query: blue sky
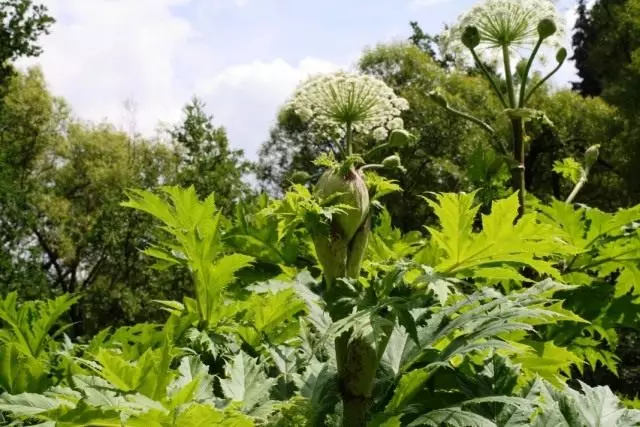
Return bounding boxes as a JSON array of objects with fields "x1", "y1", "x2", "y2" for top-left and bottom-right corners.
[{"x1": 20, "y1": 0, "x2": 580, "y2": 160}]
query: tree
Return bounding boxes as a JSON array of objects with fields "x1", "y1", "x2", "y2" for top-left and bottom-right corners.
[
  {"x1": 0, "y1": 0, "x2": 54, "y2": 93},
  {"x1": 0, "y1": 67, "x2": 60, "y2": 297},
  {"x1": 169, "y1": 97, "x2": 253, "y2": 214},
  {"x1": 571, "y1": 0, "x2": 603, "y2": 96},
  {"x1": 571, "y1": 0, "x2": 640, "y2": 105}
]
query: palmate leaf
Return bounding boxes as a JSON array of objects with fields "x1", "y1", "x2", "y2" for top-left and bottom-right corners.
[
  {"x1": 196, "y1": 253, "x2": 254, "y2": 326},
  {"x1": 219, "y1": 352, "x2": 276, "y2": 416},
  {"x1": 295, "y1": 358, "x2": 339, "y2": 427},
  {"x1": 383, "y1": 280, "x2": 581, "y2": 417},
  {"x1": 0, "y1": 392, "x2": 74, "y2": 417},
  {"x1": 562, "y1": 381, "x2": 640, "y2": 427},
  {"x1": 501, "y1": 378, "x2": 640, "y2": 427},
  {"x1": 552, "y1": 158, "x2": 583, "y2": 185},
  {"x1": 0, "y1": 292, "x2": 80, "y2": 359},
  {"x1": 168, "y1": 403, "x2": 253, "y2": 427},
  {"x1": 0, "y1": 343, "x2": 49, "y2": 393},
  {"x1": 167, "y1": 356, "x2": 214, "y2": 405},
  {"x1": 407, "y1": 407, "x2": 497, "y2": 427},
  {"x1": 425, "y1": 192, "x2": 572, "y2": 282}
]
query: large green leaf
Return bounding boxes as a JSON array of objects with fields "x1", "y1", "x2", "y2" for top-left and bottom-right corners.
[
  {"x1": 425, "y1": 192, "x2": 574, "y2": 281},
  {"x1": 408, "y1": 407, "x2": 497, "y2": 427},
  {"x1": 219, "y1": 352, "x2": 276, "y2": 415}
]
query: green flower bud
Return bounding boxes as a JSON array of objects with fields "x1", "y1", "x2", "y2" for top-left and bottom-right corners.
[
  {"x1": 315, "y1": 167, "x2": 370, "y2": 243},
  {"x1": 314, "y1": 167, "x2": 371, "y2": 286},
  {"x1": 290, "y1": 170, "x2": 311, "y2": 184},
  {"x1": 537, "y1": 19, "x2": 557, "y2": 40},
  {"x1": 428, "y1": 90, "x2": 449, "y2": 109},
  {"x1": 382, "y1": 154, "x2": 403, "y2": 170},
  {"x1": 388, "y1": 129, "x2": 413, "y2": 147},
  {"x1": 462, "y1": 26, "x2": 481, "y2": 49},
  {"x1": 312, "y1": 233, "x2": 348, "y2": 287},
  {"x1": 584, "y1": 144, "x2": 600, "y2": 169},
  {"x1": 556, "y1": 47, "x2": 567, "y2": 64}
]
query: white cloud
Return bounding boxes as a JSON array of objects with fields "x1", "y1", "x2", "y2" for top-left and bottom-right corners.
[
  {"x1": 18, "y1": 0, "x2": 199, "y2": 134},
  {"x1": 196, "y1": 58, "x2": 340, "y2": 160},
  {"x1": 409, "y1": 0, "x2": 451, "y2": 8},
  {"x1": 15, "y1": 0, "x2": 341, "y2": 161}
]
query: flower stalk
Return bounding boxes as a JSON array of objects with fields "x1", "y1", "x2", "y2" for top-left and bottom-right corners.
[
  {"x1": 286, "y1": 71, "x2": 411, "y2": 426},
  {"x1": 436, "y1": 0, "x2": 567, "y2": 217}
]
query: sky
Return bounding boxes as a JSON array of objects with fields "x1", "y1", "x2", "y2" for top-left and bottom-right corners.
[{"x1": 17, "y1": 0, "x2": 581, "y2": 160}]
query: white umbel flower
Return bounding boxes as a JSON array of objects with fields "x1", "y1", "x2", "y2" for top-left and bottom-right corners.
[
  {"x1": 286, "y1": 71, "x2": 409, "y2": 141},
  {"x1": 372, "y1": 127, "x2": 389, "y2": 141},
  {"x1": 441, "y1": 0, "x2": 565, "y2": 68}
]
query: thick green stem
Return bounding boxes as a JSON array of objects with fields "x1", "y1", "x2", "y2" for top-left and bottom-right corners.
[
  {"x1": 503, "y1": 45, "x2": 526, "y2": 216},
  {"x1": 511, "y1": 117, "x2": 526, "y2": 217},
  {"x1": 502, "y1": 45, "x2": 516, "y2": 108},
  {"x1": 346, "y1": 121, "x2": 353, "y2": 157}
]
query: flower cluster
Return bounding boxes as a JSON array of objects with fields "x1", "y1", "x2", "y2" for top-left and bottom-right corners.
[
  {"x1": 286, "y1": 71, "x2": 409, "y2": 142},
  {"x1": 440, "y1": 0, "x2": 565, "y2": 67}
]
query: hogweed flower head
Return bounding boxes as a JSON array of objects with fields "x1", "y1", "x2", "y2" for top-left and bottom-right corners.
[
  {"x1": 441, "y1": 0, "x2": 565, "y2": 68},
  {"x1": 286, "y1": 71, "x2": 409, "y2": 146}
]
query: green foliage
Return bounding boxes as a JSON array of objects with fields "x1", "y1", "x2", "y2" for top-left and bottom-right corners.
[
  {"x1": 169, "y1": 97, "x2": 253, "y2": 214},
  {"x1": 5, "y1": 0, "x2": 640, "y2": 422},
  {"x1": 0, "y1": 0, "x2": 54, "y2": 91},
  {"x1": 419, "y1": 192, "x2": 572, "y2": 281},
  {"x1": 0, "y1": 292, "x2": 78, "y2": 394}
]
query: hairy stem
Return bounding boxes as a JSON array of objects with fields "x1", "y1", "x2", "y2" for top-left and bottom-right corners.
[
  {"x1": 502, "y1": 45, "x2": 526, "y2": 216},
  {"x1": 346, "y1": 121, "x2": 353, "y2": 157},
  {"x1": 511, "y1": 117, "x2": 526, "y2": 217},
  {"x1": 566, "y1": 168, "x2": 590, "y2": 204},
  {"x1": 502, "y1": 45, "x2": 516, "y2": 108}
]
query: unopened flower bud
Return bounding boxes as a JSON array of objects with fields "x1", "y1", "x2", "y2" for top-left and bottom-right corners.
[
  {"x1": 382, "y1": 154, "x2": 402, "y2": 170},
  {"x1": 315, "y1": 168, "x2": 369, "y2": 243},
  {"x1": 537, "y1": 18, "x2": 557, "y2": 39},
  {"x1": 462, "y1": 26, "x2": 481, "y2": 49},
  {"x1": 428, "y1": 90, "x2": 449, "y2": 109},
  {"x1": 515, "y1": 59, "x2": 528, "y2": 79},
  {"x1": 584, "y1": 144, "x2": 600, "y2": 169},
  {"x1": 388, "y1": 129, "x2": 412, "y2": 147},
  {"x1": 556, "y1": 47, "x2": 567, "y2": 64}
]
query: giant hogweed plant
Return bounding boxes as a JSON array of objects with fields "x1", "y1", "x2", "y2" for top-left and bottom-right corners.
[
  {"x1": 2, "y1": 184, "x2": 640, "y2": 425},
  {"x1": 428, "y1": 0, "x2": 599, "y2": 217},
  {"x1": 2, "y1": 63, "x2": 640, "y2": 427}
]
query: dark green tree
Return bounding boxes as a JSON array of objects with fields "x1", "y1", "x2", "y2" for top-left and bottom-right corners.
[
  {"x1": 0, "y1": 0, "x2": 54, "y2": 92},
  {"x1": 169, "y1": 97, "x2": 253, "y2": 214},
  {"x1": 571, "y1": 0, "x2": 640, "y2": 104}
]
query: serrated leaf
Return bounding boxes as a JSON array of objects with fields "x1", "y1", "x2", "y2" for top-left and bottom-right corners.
[
  {"x1": 553, "y1": 158, "x2": 583, "y2": 185},
  {"x1": 219, "y1": 352, "x2": 276, "y2": 414},
  {"x1": 408, "y1": 407, "x2": 497, "y2": 427},
  {"x1": 0, "y1": 392, "x2": 72, "y2": 416}
]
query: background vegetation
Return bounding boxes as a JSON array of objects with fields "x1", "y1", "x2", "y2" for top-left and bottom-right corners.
[{"x1": 3, "y1": 0, "x2": 640, "y2": 425}]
